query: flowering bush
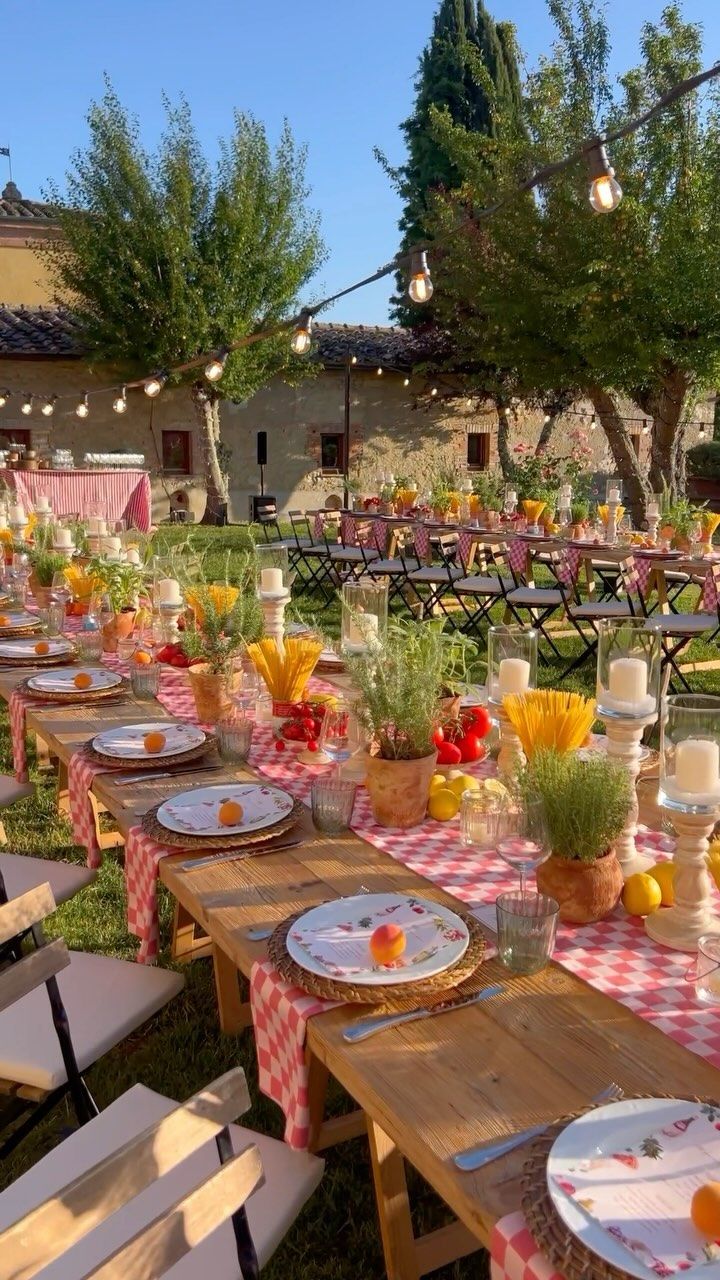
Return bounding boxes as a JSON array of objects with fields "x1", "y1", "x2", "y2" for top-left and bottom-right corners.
[{"x1": 508, "y1": 432, "x2": 593, "y2": 504}]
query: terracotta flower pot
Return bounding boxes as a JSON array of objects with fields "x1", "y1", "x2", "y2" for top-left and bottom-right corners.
[
  {"x1": 29, "y1": 573, "x2": 52, "y2": 608},
  {"x1": 536, "y1": 849, "x2": 623, "y2": 924},
  {"x1": 364, "y1": 746, "x2": 437, "y2": 829},
  {"x1": 101, "y1": 609, "x2": 136, "y2": 654},
  {"x1": 188, "y1": 663, "x2": 240, "y2": 723}
]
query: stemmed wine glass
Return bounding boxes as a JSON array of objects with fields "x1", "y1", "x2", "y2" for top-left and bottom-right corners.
[
  {"x1": 495, "y1": 797, "x2": 550, "y2": 898},
  {"x1": 318, "y1": 700, "x2": 359, "y2": 772}
]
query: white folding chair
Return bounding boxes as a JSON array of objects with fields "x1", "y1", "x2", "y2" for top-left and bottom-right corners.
[
  {"x1": 0, "y1": 851, "x2": 95, "y2": 905},
  {"x1": 0, "y1": 774, "x2": 34, "y2": 845},
  {"x1": 0, "y1": 1065, "x2": 323, "y2": 1279}
]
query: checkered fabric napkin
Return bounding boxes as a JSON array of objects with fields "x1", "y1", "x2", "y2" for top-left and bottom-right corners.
[
  {"x1": 68, "y1": 749, "x2": 111, "y2": 869},
  {"x1": 508, "y1": 538, "x2": 529, "y2": 577},
  {"x1": 413, "y1": 523, "x2": 431, "y2": 560},
  {"x1": 563, "y1": 546, "x2": 581, "y2": 586},
  {"x1": 457, "y1": 530, "x2": 475, "y2": 568},
  {"x1": 702, "y1": 568, "x2": 718, "y2": 611},
  {"x1": 312, "y1": 512, "x2": 324, "y2": 540},
  {"x1": 340, "y1": 514, "x2": 356, "y2": 544},
  {"x1": 490, "y1": 1212, "x2": 563, "y2": 1280},
  {"x1": 250, "y1": 960, "x2": 341, "y2": 1148},
  {"x1": 9, "y1": 689, "x2": 35, "y2": 783},
  {"x1": 635, "y1": 556, "x2": 654, "y2": 597},
  {"x1": 124, "y1": 823, "x2": 181, "y2": 964},
  {"x1": 371, "y1": 517, "x2": 388, "y2": 554}
]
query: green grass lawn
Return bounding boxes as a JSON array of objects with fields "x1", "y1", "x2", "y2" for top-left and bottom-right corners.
[{"x1": 0, "y1": 524, "x2": 717, "y2": 1277}]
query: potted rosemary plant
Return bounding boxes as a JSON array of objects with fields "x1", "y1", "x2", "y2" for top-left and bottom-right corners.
[
  {"x1": 87, "y1": 559, "x2": 145, "y2": 652},
  {"x1": 182, "y1": 569, "x2": 263, "y2": 722},
  {"x1": 515, "y1": 747, "x2": 632, "y2": 923},
  {"x1": 28, "y1": 549, "x2": 72, "y2": 607},
  {"x1": 347, "y1": 619, "x2": 445, "y2": 828}
]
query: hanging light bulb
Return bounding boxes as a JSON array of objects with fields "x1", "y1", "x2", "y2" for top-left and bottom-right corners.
[
  {"x1": 204, "y1": 348, "x2": 229, "y2": 382},
  {"x1": 543, "y1": 413, "x2": 551, "y2": 425},
  {"x1": 466, "y1": 399, "x2": 473, "y2": 407},
  {"x1": 144, "y1": 372, "x2": 167, "y2": 398},
  {"x1": 376, "y1": 367, "x2": 383, "y2": 376},
  {"x1": 41, "y1": 395, "x2": 57, "y2": 417},
  {"x1": 20, "y1": 394, "x2": 32, "y2": 416},
  {"x1": 407, "y1": 250, "x2": 433, "y2": 304},
  {"x1": 430, "y1": 387, "x2": 438, "y2": 397},
  {"x1": 75, "y1": 393, "x2": 89, "y2": 419},
  {"x1": 699, "y1": 424, "x2": 707, "y2": 440},
  {"x1": 403, "y1": 377, "x2": 410, "y2": 387},
  {"x1": 502, "y1": 406, "x2": 511, "y2": 419},
  {"x1": 113, "y1": 386, "x2": 128, "y2": 414},
  {"x1": 587, "y1": 141, "x2": 623, "y2": 214},
  {"x1": 642, "y1": 419, "x2": 650, "y2": 436},
  {"x1": 350, "y1": 354, "x2": 358, "y2": 365},
  {"x1": 0, "y1": 390, "x2": 9, "y2": 409},
  {"x1": 590, "y1": 413, "x2": 597, "y2": 431},
  {"x1": 290, "y1": 312, "x2": 313, "y2": 356}
]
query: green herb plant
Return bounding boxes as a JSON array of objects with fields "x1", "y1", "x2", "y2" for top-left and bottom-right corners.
[
  {"x1": 87, "y1": 559, "x2": 145, "y2": 612},
  {"x1": 348, "y1": 619, "x2": 446, "y2": 760},
  {"x1": 514, "y1": 747, "x2": 632, "y2": 863}
]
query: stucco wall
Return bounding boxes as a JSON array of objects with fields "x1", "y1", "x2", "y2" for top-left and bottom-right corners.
[{"x1": 0, "y1": 235, "x2": 58, "y2": 306}]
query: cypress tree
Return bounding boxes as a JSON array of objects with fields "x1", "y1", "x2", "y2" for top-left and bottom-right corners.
[{"x1": 392, "y1": 0, "x2": 522, "y2": 323}]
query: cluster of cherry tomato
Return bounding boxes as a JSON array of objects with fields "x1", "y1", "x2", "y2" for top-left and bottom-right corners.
[
  {"x1": 155, "y1": 642, "x2": 204, "y2": 669},
  {"x1": 432, "y1": 704, "x2": 491, "y2": 766},
  {"x1": 274, "y1": 700, "x2": 328, "y2": 754}
]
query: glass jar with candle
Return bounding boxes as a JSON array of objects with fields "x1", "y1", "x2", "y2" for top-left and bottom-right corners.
[
  {"x1": 605, "y1": 476, "x2": 623, "y2": 505},
  {"x1": 596, "y1": 619, "x2": 660, "y2": 720},
  {"x1": 341, "y1": 576, "x2": 388, "y2": 656},
  {"x1": 487, "y1": 625, "x2": 538, "y2": 707},
  {"x1": 660, "y1": 694, "x2": 720, "y2": 814},
  {"x1": 255, "y1": 543, "x2": 291, "y2": 596}
]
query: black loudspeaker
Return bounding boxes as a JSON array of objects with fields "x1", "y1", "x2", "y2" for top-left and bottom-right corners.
[{"x1": 257, "y1": 431, "x2": 268, "y2": 466}]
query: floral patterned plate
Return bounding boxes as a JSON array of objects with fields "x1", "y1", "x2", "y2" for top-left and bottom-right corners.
[
  {"x1": 548, "y1": 1097, "x2": 720, "y2": 1280},
  {"x1": 28, "y1": 666, "x2": 122, "y2": 693},
  {"x1": 156, "y1": 782, "x2": 295, "y2": 836},
  {"x1": 0, "y1": 611, "x2": 42, "y2": 633},
  {"x1": 0, "y1": 636, "x2": 73, "y2": 658},
  {"x1": 92, "y1": 721, "x2": 206, "y2": 759},
  {"x1": 286, "y1": 893, "x2": 469, "y2": 987}
]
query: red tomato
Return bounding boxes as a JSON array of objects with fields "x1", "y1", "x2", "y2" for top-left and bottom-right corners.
[
  {"x1": 467, "y1": 706, "x2": 491, "y2": 738},
  {"x1": 274, "y1": 739, "x2": 286, "y2": 752},
  {"x1": 460, "y1": 732, "x2": 486, "y2": 763},
  {"x1": 306, "y1": 739, "x2": 318, "y2": 753},
  {"x1": 437, "y1": 741, "x2": 462, "y2": 766},
  {"x1": 431, "y1": 726, "x2": 445, "y2": 748}
]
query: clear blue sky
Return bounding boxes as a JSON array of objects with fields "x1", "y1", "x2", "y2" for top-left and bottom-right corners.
[{"x1": 3, "y1": 0, "x2": 716, "y2": 324}]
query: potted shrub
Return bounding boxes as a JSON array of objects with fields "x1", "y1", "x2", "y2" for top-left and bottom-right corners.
[
  {"x1": 88, "y1": 559, "x2": 145, "y2": 652},
  {"x1": 348, "y1": 619, "x2": 445, "y2": 828},
  {"x1": 28, "y1": 549, "x2": 71, "y2": 608},
  {"x1": 430, "y1": 484, "x2": 452, "y2": 522},
  {"x1": 569, "y1": 501, "x2": 589, "y2": 539},
  {"x1": 515, "y1": 747, "x2": 632, "y2": 923},
  {"x1": 182, "y1": 567, "x2": 263, "y2": 722}
]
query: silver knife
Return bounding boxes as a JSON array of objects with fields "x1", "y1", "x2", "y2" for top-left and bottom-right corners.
[
  {"x1": 342, "y1": 984, "x2": 504, "y2": 1043},
  {"x1": 178, "y1": 836, "x2": 303, "y2": 872},
  {"x1": 112, "y1": 764, "x2": 222, "y2": 787}
]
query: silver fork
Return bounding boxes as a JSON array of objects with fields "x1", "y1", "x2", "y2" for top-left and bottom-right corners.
[{"x1": 453, "y1": 1082, "x2": 624, "y2": 1172}]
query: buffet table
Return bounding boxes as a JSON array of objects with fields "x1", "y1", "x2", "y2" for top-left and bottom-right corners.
[{"x1": 0, "y1": 468, "x2": 152, "y2": 531}]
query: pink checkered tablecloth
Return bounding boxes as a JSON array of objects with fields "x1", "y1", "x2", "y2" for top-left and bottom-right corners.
[
  {"x1": 413, "y1": 522, "x2": 431, "y2": 560},
  {"x1": 490, "y1": 1213, "x2": 561, "y2": 1280},
  {"x1": 508, "y1": 538, "x2": 530, "y2": 577},
  {"x1": 2, "y1": 469, "x2": 152, "y2": 532},
  {"x1": 340, "y1": 514, "x2": 356, "y2": 544}
]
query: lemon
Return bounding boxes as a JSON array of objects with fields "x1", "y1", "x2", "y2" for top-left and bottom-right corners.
[
  {"x1": 480, "y1": 778, "x2": 509, "y2": 802},
  {"x1": 427, "y1": 788, "x2": 460, "y2": 822},
  {"x1": 622, "y1": 872, "x2": 662, "y2": 917},
  {"x1": 447, "y1": 773, "x2": 480, "y2": 799},
  {"x1": 429, "y1": 773, "x2": 446, "y2": 793},
  {"x1": 647, "y1": 861, "x2": 675, "y2": 907}
]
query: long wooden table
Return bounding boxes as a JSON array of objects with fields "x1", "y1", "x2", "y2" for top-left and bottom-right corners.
[{"x1": 5, "y1": 670, "x2": 720, "y2": 1280}]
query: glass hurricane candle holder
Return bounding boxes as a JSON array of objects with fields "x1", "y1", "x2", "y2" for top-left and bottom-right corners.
[
  {"x1": 487, "y1": 625, "x2": 537, "y2": 707},
  {"x1": 255, "y1": 543, "x2": 291, "y2": 596},
  {"x1": 660, "y1": 694, "x2": 720, "y2": 814},
  {"x1": 605, "y1": 476, "x2": 623, "y2": 505},
  {"x1": 341, "y1": 576, "x2": 388, "y2": 656},
  {"x1": 596, "y1": 619, "x2": 660, "y2": 721}
]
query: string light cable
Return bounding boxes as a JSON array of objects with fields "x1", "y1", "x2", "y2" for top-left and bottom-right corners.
[{"x1": 2, "y1": 59, "x2": 719, "y2": 411}]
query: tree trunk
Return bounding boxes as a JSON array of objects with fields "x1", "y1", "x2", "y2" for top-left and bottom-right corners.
[
  {"x1": 644, "y1": 370, "x2": 693, "y2": 499},
  {"x1": 496, "y1": 405, "x2": 512, "y2": 478},
  {"x1": 534, "y1": 414, "x2": 557, "y2": 456},
  {"x1": 191, "y1": 382, "x2": 230, "y2": 525},
  {"x1": 588, "y1": 385, "x2": 650, "y2": 527}
]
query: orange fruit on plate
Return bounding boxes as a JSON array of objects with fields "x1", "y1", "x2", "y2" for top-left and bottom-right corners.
[
  {"x1": 34, "y1": 641, "x2": 50, "y2": 655},
  {"x1": 134, "y1": 649, "x2": 152, "y2": 665},
  {"x1": 143, "y1": 731, "x2": 166, "y2": 754},
  {"x1": 691, "y1": 1182, "x2": 720, "y2": 1238},
  {"x1": 369, "y1": 923, "x2": 407, "y2": 966},
  {"x1": 73, "y1": 672, "x2": 93, "y2": 690},
  {"x1": 218, "y1": 799, "x2": 244, "y2": 826},
  {"x1": 0, "y1": 615, "x2": 10, "y2": 627}
]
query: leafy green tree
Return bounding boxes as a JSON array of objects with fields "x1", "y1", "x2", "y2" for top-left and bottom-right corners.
[
  {"x1": 380, "y1": 0, "x2": 522, "y2": 323},
  {"x1": 424, "y1": 0, "x2": 720, "y2": 519},
  {"x1": 42, "y1": 83, "x2": 324, "y2": 522}
]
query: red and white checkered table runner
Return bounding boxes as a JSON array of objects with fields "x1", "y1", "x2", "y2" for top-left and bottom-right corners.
[{"x1": 490, "y1": 1212, "x2": 562, "y2": 1280}]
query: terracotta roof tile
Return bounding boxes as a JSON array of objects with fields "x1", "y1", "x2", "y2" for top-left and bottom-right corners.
[{"x1": 0, "y1": 306, "x2": 81, "y2": 357}]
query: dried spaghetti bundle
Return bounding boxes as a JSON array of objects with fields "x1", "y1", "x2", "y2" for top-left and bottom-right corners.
[
  {"x1": 246, "y1": 635, "x2": 323, "y2": 702},
  {"x1": 503, "y1": 689, "x2": 596, "y2": 758}
]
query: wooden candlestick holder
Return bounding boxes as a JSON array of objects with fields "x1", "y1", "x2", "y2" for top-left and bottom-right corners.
[
  {"x1": 600, "y1": 712, "x2": 657, "y2": 879},
  {"x1": 495, "y1": 705, "x2": 525, "y2": 781},
  {"x1": 645, "y1": 805, "x2": 720, "y2": 951},
  {"x1": 259, "y1": 590, "x2": 291, "y2": 656}
]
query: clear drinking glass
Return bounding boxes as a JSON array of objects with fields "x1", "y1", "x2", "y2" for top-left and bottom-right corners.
[
  {"x1": 310, "y1": 776, "x2": 357, "y2": 834},
  {"x1": 495, "y1": 891, "x2": 559, "y2": 975},
  {"x1": 50, "y1": 571, "x2": 72, "y2": 611},
  {"x1": 689, "y1": 934, "x2": 720, "y2": 1005},
  {"x1": 217, "y1": 717, "x2": 254, "y2": 764},
  {"x1": 116, "y1": 636, "x2": 137, "y2": 663},
  {"x1": 495, "y1": 798, "x2": 550, "y2": 896},
  {"x1": 318, "y1": 701, "x2": 354, "y2": 768},
  {"x1": 130, "y1": 661, "x2": 161, "y2": 701},
  {"x1": 46, "y1": 601, "x2": 65, "y2": 637},
  {"x1": 76, "y1": 625, "x2": 104, "y2": 662},
  {"x1": 460, "y1": 790, "x2": 506, "y2": 848}
]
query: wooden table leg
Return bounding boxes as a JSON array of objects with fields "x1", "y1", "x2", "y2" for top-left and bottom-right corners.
[
  {"x1": 212, "y1": 943, "x2": 252, "y2": 1034},
  {"x1": 367, "y1": 1118, "x2": 420, "y2": 1280},
  {"x1": 34, "y1": 732, "x2": 53, "y2": 773},
  {"x1": 171, "y1": 900, "x2": 212, "y2": 963},
  {"x1": 56, "y1": 759, "x2": 70, "y2": 817}
]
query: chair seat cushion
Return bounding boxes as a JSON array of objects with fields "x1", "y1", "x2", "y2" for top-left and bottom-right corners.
[
  {"x1": 303, "y1": 543, "x2": 332, "y2": 555},
  {"x1": 647, "y1": 614, "x2": 717, "y2": 636},
  {"x1": 408, "y1": 566, "x2": 463, "y2": 583},
  {"x1": 0, "y1": 853, "x2": 95, "y2": 906},
  {"x1": 329, "y1": 546, "x2": 379, "y2": 562},
  {"x1": 367, "y1": 558, "x2": 420, "y2": 574},
  {"x1": 0, "y1": 951, "x2": 184, "y2": 1091},
  {"x1": 455, "y1": 575, "x2": 510, "y2": 595},
  {"x1": 0, "y1": 777, "x2": 33, "y2": 808},
  {"x1": 0, "y1": 1082, "x2": 324, "y2": 1274},
  {"x1": 569, "y1": 600, "x2": 633, "y2": 619},
  {"x1": 506, "y1": 587, "x2": 564, "y2": 607}
]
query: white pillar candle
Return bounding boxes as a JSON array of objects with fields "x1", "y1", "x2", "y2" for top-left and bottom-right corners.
[
  {"x1": 96, "y1": 518, "x2": 107, "y2": 537},
  {"x1": 125, "y1": 547, "x2": 141, "y2": 565},
  {"x1": 54, "y1": 528, "x2": 73, "y2": 548},
  {"x1": 346, "y1": 613, "x2": 379, "y2": 651},
  {"x1": 647, "y1": 501, "x2": 660, "y2": 518},
  {"x1": 8, "y1": 504, "x2": 24, "y2": 524},
  {"x1": 35, "y1": 496, "x2": 51, "y2": 513},
  {"x1": 608, "y1": 657, "x2": 647, "y2": 705},
  {"x1": 675, "y1": 739, "x2": 720, "y2": 795},
  {"x1": 87, "y1": 516, "x2": 100, "y2": 534},
  {"x1": 158, "y1": 577, "x2": 182, "y2": 605},
  {"x1": 102, "y1": 535, "x2": 122, "y2": 554},
  {"x1": 506, "y1": 490, "x2": 517, "y2": 503},
  {"x1": 498, "y1": 657, "x2": 531, "y2": 696},
  {"x1": 608, "y1": 487, "x2": 621, "y2": 503},
  {"x1": 260, "y1": 566, "x2": 284, "y2": 594}
]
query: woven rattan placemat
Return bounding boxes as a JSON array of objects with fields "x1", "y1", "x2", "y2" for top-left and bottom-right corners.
[
  {"x1": 268, "y1": 905, "x2": 486, "y2": 1010},
  {"x1": 85, "y1": 733, "x2": 216, "y2": 772},
  {"x1": 19, "y1": 676, "x2": 130, "y2": 704},
  {"x1": 141, "y1": 793, "x2": 305, "y2": 851}
]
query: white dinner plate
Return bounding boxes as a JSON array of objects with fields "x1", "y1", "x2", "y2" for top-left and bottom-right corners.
[
  {"x1": 92, "y1": 721, "x2": 206, "y2": 759},
  {"x1": 0, "y1": 636, "x2": 73, "y2": 658},
  {"x1": 286, "y1": 892, "x2": 469, "y2": 986},
  {"x1": 27, "y1": 667, "x2": 122, "y2": 693},
  {"x1": 156, "y1": 782, "x2": 295, "y2": 836},
  {"x1": 0, "y1": 611, "x2": 41, "y2": 632},
  {"x1": 547, "y1": 1097, "x2": 716, "y2": 1280}
]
